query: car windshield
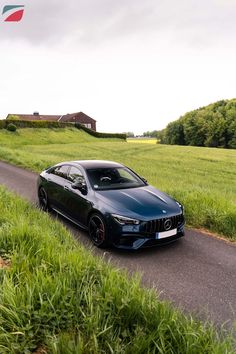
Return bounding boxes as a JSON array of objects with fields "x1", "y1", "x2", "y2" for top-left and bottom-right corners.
[{"x1": 86, "y1": 167, "x2": 146, "y2": 190}]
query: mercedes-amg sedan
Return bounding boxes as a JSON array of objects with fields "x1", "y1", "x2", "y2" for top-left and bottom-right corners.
[{"x1": 38, "y1": 160, "x2": 185, "y2": 250}]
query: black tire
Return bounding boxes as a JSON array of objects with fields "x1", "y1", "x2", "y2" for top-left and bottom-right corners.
[
  {"x1": 38, "y1": 187, "x2": 51, "y2": 211},
  {"x1": 88, "y1": 213, "x2": 108, "y2": 248}
]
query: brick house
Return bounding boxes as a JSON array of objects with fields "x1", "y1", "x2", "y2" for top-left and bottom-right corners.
[{"x1": 6, "y1": 111, "x2": 97, "y2": 131}]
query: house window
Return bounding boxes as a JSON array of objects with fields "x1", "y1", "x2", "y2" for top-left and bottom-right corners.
[{"x1": 83, "y1": 123, "x2": 92, "y2": 129}]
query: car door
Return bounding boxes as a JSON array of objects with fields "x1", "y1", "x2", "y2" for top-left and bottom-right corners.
[
  {"x1": 63, "y1": 166, "x2": 92, "y2": 226},
  {"x1": 46, "y1": 165, "x2": 70, "y2": 210}
]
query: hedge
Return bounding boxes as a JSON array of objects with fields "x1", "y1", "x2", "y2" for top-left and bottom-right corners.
[
  {"x1": 0, "y1": 119, "x2": 126, "y2": 140},
  {"x1": 75, "y1": 122, "x2": 126, "y2": 140},
  {"x1": 1, "y1": 120, "x2": 74, "y2": 129}
]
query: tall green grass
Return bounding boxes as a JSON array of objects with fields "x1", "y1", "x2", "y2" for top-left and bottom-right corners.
[
  {"x1": 0, "y1": 128, "x2": 235, "y2": 240},
  {"x1": 0, "y1": 187, "x2": 234, "y2": 353}
]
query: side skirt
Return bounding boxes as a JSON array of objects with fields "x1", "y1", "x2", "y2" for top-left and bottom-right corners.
[{"x1": 52, "y1": 207, "x2": 88, "y2": 231}]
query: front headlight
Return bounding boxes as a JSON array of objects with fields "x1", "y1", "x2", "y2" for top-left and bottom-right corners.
[
  {"x1": 176, "y1": 201, "x2": 184, "y2": 214},
  {"x1": 112, "y1": 214, "x2": 140, "y2": 225}
]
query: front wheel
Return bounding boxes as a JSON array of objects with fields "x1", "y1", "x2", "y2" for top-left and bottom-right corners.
[
  {"x1": 88, "y1": 213, "x2": 108, "y2": 248},
  {"x1": 38, "y1": 187, "x2": 51, "y2": 211}
]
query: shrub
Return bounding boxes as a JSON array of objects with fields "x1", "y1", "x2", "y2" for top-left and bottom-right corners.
[{"x1": 6, "y1": 123, "x2": 17, "y2": 132}]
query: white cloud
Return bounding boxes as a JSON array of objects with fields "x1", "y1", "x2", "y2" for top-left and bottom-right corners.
[{"x1": 0, "y1": 1, "x2": 236, "y2": 134}]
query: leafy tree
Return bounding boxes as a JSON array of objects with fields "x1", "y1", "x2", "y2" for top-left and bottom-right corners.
[
  {"x1": 182, "y1": 112, "x2": 207, "y2": 146},
  {"x1": 162, "y1": 120, "x2": 185, "y2": 145},
  {"x1": 204, "y1": 112, "x2": 226, "y2": 147},
  {"x1": 143, "y1": 130, "x2": 160, "y2": 138},
  {"x1": 124, "y1": 132, "x2": 135, "y2": 138},
  {"x1": 160, "y1": 99, "x2": 236, "y2": 149}
]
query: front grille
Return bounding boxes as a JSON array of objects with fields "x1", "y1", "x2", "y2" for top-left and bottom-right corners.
[{"x1": 144, "y1": 214, "x2": 184, "y2": 234}]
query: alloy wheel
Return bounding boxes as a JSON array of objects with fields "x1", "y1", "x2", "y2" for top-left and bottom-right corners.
[
  {"x1": 38, "y1": 188, "x2": 49, "y2": 211},
  {"x1": 89, "y1": 214, "x2": 107, "y2": 247}
]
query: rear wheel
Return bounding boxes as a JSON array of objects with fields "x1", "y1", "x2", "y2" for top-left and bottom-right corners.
[
  {"x1": 88, "y1": 213, "x2": 108, "y2": 248},
  {"x1": 38, "y1": 187, "x2": 51, "y2": 211}
]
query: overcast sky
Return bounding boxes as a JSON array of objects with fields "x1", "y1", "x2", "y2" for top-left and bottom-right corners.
[{"x1": 0, "y1": 0, "x2": 236, "y2": 134}]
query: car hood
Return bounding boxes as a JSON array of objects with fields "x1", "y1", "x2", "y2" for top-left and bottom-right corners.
[{"x1": 95, "y1": 185, "x2": 181, "y2": 220}]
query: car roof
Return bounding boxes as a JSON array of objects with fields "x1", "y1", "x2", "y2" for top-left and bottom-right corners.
[{"x1": 56, "y1": 160, "x2": 124, "y2": 169}]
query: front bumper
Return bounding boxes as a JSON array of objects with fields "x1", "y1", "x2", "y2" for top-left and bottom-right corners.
[{"x1": 107, "y1": 214, "x2": 185, "y2": 250}]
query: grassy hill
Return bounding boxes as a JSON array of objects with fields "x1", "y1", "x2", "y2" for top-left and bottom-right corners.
[
  {"x1": 0, "y1": 127, "x2": 235, "y2": 240},
  {"x1": 0, "y1": 127, "x2": 121, "y2": 145}
]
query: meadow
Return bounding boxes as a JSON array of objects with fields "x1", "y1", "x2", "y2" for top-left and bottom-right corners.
[
  {"x1": 127, "y1": 138, "x2": 157, "y2": 144},
  {"x1": 0, "y1": 186, "x2": 234, "y2": 353},
  {"x1": 0, "y1": 127, "x2": 235, "y2": 240}
]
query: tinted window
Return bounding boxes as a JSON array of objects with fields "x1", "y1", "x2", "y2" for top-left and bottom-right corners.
[
  {"x1": 52, "y1": 165, "x2": 69, "y2": 179},
  {"x1": 87, "y1": 167, "x2": 145, "y2": 190},
  {"x1": 68, "y1": 166, "x2": 84, "y2": 183}
]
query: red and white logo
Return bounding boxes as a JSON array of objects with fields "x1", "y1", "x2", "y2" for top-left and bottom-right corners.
[{"x1": 2, "y1": 5, "x2": 25, "y2": 22}]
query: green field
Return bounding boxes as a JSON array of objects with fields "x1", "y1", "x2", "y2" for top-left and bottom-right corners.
[
  {"x1": 127, "y1": 138, "x2": 157, "y2": 144},
  {"x1": 0, "y1": 127, "x2": 235, "y2": 240},
  {"x1": 0, "y1": 186, "x2": 234, "y2": 353}
]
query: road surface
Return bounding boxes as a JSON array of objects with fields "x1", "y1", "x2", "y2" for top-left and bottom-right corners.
[{"x1": 0, "y1": 160, "x2": 235, "y2": 329}]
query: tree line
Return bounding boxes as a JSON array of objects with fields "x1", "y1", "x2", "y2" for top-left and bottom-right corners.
[{"x1": 145, "y1": 99, "x2": 236, "y2": 149}]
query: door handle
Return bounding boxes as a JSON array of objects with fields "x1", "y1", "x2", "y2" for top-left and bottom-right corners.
[{"x1": 64, "y1": 186, "x2": 70, "y2": 191}]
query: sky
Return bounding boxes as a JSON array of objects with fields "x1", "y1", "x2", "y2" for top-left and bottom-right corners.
[{"x1": 0, "y1": 0, "x2": 236, "y2": 134}]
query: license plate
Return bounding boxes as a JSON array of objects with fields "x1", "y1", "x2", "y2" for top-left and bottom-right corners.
[{"x1": 156, "y1": 228, "x2": 177, "y2": 239}]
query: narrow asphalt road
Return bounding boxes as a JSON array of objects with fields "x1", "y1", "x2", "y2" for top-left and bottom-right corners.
[{"x1": 0, "y1": 160, "x2": 235, "y2": 330}]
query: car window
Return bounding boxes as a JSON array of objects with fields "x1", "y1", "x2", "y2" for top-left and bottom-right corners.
[
  {"x1": 52, "y1": 165, "x2": 69, "y2": 179},
  {"x1": 68, "y1": 166, "x2": 84, "y2": 183},
  {"x1": 87, "y1": 167, "x2": 145, "y2": 190},
  {"x1": 118, "y1": 168, "x2": 136, "y2": 182}
]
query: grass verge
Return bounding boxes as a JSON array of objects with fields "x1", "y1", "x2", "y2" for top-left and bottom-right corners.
[
  {"x1": 0, "y1": 186, "x2": 235, "y2": 353},
  {"x1": 0, "y1": 128, "x2": 235, "y2": 241}
]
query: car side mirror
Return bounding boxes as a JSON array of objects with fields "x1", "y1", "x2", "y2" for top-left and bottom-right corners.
[{"x1": 71, "y1": 178, "x2": 87, "y2": 194}]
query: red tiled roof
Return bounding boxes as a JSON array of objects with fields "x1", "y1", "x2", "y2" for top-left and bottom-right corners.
[{"x1": 60, "y1": 112, "x2": 96, "y2": 123}]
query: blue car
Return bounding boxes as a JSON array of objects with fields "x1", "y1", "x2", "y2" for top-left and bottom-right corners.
[{"x1": 38, "y1": 160, "x2": 185, "y2": 250}]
